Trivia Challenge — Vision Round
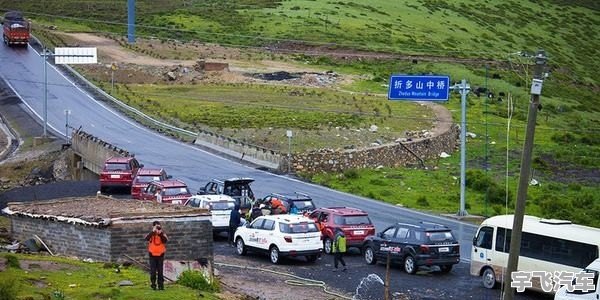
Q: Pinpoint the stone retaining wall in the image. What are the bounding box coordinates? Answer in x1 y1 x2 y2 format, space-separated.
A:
288 125 460 173
70 130 131 175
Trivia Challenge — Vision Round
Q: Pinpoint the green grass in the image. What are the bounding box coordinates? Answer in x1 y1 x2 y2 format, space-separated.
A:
105 83 433 152
0 253 218 300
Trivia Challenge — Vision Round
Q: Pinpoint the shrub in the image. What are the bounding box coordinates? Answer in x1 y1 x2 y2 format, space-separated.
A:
343 169 359 180
177 270 219 292
416 196 430 207
0 278 18 300
5 255 20 269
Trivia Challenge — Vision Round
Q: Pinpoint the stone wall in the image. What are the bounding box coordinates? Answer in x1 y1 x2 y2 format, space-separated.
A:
289 125 460 173
70 129 131 175
10 215 213 264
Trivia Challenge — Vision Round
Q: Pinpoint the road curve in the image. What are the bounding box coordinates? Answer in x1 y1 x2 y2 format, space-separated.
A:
0 42 477 260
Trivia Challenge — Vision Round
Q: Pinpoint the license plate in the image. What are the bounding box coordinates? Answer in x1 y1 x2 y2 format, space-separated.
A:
110 175 120 179
439 247 449 253
354 230 364 235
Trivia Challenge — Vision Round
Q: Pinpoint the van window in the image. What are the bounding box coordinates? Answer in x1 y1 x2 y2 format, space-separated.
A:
475 226 493 250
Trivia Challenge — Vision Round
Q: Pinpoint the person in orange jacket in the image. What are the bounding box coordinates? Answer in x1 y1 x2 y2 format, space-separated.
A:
270 198 287 214
145 221 168 290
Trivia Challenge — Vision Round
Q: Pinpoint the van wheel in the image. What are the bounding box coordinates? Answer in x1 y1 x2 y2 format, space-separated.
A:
482 268 498 289
403 255 417 274
323 238 333 254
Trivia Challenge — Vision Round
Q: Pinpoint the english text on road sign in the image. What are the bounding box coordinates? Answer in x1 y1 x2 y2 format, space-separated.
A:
388 75 450 101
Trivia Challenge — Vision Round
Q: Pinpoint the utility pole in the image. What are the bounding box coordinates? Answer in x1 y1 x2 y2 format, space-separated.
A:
127 0 136 43
502 49 547 300
450 79 470 216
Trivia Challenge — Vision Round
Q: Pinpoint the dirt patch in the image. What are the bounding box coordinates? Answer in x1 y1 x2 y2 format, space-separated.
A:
215 254 346 300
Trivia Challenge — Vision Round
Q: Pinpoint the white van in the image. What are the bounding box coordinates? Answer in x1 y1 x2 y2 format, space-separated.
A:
185 194 237 233
555 258 600 300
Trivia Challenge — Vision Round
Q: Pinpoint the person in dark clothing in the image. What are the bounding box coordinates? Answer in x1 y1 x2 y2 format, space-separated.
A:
145 220 168 290
229 204 241 246
332 228 347 272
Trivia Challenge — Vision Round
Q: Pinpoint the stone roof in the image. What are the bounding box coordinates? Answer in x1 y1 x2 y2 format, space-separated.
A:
2 196 209 226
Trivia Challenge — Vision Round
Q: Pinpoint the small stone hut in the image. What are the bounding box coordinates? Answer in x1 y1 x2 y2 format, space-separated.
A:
2 196 213 276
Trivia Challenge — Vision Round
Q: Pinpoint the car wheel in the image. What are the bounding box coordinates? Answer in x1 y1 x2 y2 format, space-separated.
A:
235 238 247 256
403 255 417 274
439 265 453 273
364 246 377 265
482 268 498 289
306 255 318 263
270 246 280 264
323 238 333 254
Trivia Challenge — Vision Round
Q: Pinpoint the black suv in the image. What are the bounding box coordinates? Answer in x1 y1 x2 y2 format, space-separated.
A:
197 178 255 208
261 192 316 214
362 222 460 274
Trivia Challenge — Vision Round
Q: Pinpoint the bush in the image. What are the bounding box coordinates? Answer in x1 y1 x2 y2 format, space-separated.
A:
416 196 430 207
177 270 218 292
5 255 20 269
0 278 18 300
343 169 359 180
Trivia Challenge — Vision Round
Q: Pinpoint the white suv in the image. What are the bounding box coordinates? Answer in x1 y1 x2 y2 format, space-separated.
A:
185 194 236 233
234 215 322 264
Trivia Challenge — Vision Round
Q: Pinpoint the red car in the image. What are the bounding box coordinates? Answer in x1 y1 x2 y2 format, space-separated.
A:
140 179 192 205
131 168 169 199
309 207 376 254
99 157 143 193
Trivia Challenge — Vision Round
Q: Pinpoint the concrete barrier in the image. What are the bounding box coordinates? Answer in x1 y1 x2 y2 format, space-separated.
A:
70 129 131 175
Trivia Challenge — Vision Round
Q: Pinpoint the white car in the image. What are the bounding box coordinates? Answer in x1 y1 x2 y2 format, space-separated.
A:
234 215 322 264
185 194 237 233
555 258 600 300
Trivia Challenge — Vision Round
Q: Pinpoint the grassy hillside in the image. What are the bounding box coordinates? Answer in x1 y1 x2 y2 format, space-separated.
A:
1 0 599 226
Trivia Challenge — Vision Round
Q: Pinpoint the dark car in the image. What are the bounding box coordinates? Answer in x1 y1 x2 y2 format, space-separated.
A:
309 207 375 254
99 156 143 193
131 168 169 199
262 192 316 214
362 222 460 274
197 178 255 208
140 179 192 205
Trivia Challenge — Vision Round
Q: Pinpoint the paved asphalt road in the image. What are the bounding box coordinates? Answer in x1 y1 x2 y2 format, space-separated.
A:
0 43 548 299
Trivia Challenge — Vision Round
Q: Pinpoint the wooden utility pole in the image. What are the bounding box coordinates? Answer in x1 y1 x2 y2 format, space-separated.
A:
501 49 547 300
384 251 391 300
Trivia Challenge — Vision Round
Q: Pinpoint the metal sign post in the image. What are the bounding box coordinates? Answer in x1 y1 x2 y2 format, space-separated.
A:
450 79 471 216
286 130 293 174
64 109 71 143
41 47 97 137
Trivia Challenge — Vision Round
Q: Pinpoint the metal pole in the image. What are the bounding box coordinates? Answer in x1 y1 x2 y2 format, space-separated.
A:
384 251 391 300
127 0 136 43
502 50 547 300
111 69 115 94
288 135 291 174
64 110 71 143
485 65 489 216
458 79 470 216
43 48 48 137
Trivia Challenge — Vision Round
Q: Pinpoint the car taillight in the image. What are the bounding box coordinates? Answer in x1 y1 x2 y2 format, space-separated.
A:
420 245 430 253
284 236 293 243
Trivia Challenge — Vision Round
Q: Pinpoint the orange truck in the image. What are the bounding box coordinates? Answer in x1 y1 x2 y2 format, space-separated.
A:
2 11 30 47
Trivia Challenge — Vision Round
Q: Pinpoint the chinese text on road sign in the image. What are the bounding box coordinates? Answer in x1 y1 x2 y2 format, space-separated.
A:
388 75 450 101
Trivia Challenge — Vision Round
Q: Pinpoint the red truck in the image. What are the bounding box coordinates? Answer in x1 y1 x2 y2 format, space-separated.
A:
2 11 30 47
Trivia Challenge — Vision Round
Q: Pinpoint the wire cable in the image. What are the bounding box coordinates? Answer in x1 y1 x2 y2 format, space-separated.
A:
214 261 352 299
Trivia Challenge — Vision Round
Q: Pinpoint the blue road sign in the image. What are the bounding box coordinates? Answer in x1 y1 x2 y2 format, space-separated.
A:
388 75 450 101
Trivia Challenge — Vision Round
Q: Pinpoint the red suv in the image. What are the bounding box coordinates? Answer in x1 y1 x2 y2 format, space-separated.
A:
99 157 142 193
131 168 169 199
140 179 192 205
309 207 375 254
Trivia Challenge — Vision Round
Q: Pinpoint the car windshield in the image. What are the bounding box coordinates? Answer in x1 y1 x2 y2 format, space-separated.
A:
136 175 162 184
427 231 455 242
209 201 235 210
279 222 319 233
105 163 129 171
163 187 190 196
292 200 315 210
334 215 372 225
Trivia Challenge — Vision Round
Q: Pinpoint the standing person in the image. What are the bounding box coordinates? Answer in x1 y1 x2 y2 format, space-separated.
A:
332 228 347 272
145 221 168 290
229 204 241 246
